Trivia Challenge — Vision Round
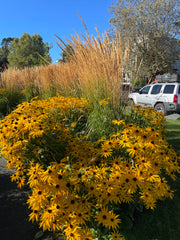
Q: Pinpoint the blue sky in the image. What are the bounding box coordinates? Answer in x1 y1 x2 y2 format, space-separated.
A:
0 0 114 63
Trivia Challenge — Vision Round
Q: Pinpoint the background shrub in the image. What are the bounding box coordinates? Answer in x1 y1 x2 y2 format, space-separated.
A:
0 87 25 117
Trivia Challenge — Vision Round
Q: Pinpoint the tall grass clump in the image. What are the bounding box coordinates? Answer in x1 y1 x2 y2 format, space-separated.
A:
0 87 25 117
1 28 124 106
55 29 123 107
55 28 127 139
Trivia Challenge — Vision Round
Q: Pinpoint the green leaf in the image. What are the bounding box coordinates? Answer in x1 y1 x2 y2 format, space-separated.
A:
34 231 44 239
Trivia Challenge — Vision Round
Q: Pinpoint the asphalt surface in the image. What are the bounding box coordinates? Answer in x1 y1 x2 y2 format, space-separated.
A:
165 113 180 120
0 157 39 240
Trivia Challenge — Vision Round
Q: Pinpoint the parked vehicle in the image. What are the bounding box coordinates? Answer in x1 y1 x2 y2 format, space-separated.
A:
128 74 180 115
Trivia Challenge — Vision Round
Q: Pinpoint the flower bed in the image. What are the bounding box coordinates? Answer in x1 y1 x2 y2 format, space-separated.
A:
0 95 179 240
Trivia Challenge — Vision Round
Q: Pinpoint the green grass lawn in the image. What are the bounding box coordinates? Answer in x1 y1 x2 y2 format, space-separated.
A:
166 119 180 155
124 119 180 240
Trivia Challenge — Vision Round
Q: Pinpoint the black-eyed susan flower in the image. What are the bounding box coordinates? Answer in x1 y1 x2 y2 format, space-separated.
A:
95 207 121 230
112 119 125 126
29 209 39 223
63 221 81 240
111 231 125 240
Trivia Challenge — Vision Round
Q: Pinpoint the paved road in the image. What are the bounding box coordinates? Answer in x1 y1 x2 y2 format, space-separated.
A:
165 113 180 120
0 157 39 240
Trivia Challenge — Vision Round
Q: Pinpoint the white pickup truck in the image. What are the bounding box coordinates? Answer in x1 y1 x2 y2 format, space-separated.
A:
128 81 180 115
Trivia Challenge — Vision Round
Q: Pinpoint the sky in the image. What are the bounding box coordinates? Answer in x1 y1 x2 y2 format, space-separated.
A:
0 0 114 63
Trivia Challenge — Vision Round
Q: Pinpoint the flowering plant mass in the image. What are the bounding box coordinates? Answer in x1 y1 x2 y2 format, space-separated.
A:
0 95 179 240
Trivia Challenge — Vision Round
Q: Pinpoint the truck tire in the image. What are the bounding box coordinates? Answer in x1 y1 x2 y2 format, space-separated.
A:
154 103 167 115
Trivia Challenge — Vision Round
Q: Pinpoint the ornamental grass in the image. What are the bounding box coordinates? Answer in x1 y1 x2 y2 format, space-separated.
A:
0 95 179 240
0 28 124 108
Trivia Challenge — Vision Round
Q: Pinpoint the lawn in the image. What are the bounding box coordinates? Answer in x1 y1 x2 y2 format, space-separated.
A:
124 118 180 240
166 119 180 155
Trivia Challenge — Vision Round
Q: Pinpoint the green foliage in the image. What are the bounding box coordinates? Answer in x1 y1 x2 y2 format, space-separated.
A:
8 33 52 68
24 85 59 102
86 99 125 141
59 44 74 62
24 84 41 101
43 86 57 99
0 88 25 117
0 37 14 71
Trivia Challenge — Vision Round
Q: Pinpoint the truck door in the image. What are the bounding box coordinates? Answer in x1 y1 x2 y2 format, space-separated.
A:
137 85 151 105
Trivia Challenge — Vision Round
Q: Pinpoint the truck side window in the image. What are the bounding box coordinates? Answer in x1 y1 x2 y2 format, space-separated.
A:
140 86 151 94
151 85 162 94
163 85 175 94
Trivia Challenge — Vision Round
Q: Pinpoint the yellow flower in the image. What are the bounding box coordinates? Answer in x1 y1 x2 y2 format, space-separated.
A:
111 231 125 240
0 88 5 94
27 187 49 211
29 209 39 223
70 122 77 128
69 208 90 225
78 228 95 240
96 207 121 230
21 89 26 94
112 119 125 126
140 190 156 210
99 98 109 106
39 206 57 231
63 221 81 240
99 142 112 158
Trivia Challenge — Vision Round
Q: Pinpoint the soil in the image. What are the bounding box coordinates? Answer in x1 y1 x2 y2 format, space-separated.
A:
0 157 39 240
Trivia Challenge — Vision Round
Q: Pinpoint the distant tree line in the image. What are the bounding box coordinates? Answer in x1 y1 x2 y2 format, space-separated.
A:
0 33 52 71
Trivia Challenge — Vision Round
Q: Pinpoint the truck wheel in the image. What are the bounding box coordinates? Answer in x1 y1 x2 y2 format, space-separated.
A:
154 103 167 115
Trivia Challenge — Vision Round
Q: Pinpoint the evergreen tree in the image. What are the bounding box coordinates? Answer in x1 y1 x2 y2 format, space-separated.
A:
0 37 14 71
8 33 52 68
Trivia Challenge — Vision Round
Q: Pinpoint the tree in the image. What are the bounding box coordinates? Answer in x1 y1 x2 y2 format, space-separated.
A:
0 37 14 72
60 44 74 62
109 0 180 84
8 33 52 68
54 34 75 63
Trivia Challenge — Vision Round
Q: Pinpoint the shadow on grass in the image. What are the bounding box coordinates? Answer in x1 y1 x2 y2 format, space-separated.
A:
167 137 180 155
124 176 180 240
123 120 180 240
